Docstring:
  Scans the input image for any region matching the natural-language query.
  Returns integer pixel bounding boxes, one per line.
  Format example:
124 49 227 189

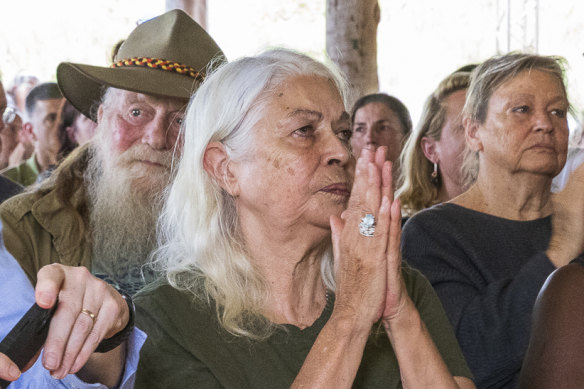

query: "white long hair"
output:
152 48 349 338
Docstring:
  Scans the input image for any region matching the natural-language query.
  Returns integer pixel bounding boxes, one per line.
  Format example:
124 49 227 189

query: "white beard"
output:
85 129 174 294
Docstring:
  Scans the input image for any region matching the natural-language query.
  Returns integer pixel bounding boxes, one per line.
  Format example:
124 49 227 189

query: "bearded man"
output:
0 9 224 295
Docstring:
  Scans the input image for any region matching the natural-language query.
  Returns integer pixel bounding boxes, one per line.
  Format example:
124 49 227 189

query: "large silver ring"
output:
359 214 376 237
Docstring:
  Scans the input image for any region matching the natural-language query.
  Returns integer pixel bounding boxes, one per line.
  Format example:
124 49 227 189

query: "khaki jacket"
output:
0 147 92 285
0 154 40 187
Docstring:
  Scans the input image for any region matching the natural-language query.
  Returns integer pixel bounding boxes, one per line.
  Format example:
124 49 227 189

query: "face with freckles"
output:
232 75 354 233
469 69 569 178
96 88 187 192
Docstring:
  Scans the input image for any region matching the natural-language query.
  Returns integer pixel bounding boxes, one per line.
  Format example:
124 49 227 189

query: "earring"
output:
431 162 440 186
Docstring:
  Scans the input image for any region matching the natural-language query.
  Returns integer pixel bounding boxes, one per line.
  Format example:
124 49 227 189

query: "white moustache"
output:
117 144 173 169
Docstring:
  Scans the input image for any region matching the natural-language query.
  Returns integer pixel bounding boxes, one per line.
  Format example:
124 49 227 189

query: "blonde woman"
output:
403 53 583 388
397 70 472 216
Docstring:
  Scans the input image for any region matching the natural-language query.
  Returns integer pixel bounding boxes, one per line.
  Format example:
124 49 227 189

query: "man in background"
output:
1 82 64 186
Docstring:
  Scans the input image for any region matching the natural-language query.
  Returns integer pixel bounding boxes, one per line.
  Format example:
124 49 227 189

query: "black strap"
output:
94 290 135 353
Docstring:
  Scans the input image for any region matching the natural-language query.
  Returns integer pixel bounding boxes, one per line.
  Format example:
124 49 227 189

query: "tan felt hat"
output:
57 9 225 120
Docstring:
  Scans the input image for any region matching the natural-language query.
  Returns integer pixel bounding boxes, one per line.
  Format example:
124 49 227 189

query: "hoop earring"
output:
431 162 440 186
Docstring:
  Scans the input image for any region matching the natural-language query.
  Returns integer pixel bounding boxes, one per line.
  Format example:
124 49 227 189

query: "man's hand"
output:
35 264 129 380
0 352 20 383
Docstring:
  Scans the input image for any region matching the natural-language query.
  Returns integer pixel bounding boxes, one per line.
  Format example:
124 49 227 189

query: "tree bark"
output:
326 0 380 108
166 0 207 30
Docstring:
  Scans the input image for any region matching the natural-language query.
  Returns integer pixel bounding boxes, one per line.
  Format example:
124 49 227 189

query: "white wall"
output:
1 0 582 134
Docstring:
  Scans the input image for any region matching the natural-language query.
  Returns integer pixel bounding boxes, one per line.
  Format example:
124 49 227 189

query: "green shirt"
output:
0 154 39 187
134 264 473 388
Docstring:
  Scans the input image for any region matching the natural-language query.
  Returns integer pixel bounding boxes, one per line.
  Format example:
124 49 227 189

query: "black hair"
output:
24 82 62 116
57 100 81 160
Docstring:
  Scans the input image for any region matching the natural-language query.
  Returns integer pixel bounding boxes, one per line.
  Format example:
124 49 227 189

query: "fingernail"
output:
37 292 52 307
8 364 20 379
44 352 57 370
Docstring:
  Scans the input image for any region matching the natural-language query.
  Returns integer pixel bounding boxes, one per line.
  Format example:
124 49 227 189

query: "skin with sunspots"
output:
472 70 568 178
459 68 570 222
233 75 353 236
99 90 187 154
96 89 188 193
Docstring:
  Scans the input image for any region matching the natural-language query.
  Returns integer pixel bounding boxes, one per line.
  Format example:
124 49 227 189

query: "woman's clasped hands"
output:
330 146 411 331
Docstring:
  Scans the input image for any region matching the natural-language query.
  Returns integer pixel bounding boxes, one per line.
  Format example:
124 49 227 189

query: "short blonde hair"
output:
397 71 471 216
461 52 568 185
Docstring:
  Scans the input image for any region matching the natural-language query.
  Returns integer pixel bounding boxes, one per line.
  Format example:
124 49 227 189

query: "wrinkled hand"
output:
330 146 409 329
33 264 129 379
548 163 584 267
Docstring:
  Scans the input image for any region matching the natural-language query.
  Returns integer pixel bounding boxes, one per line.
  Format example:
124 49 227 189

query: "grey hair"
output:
152 48 348 339
461 53 569 185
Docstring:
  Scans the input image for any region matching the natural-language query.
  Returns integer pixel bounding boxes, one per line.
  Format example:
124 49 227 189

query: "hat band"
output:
111 57 204 81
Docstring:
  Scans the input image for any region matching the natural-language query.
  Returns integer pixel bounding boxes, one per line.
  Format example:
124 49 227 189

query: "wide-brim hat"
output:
57 9 225 120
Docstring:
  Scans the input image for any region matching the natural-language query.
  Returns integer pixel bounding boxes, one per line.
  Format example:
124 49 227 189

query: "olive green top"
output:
0 154 39 187
134 264 473 388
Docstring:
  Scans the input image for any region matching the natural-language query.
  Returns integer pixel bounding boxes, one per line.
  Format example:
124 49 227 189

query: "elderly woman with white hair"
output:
132 49 474 388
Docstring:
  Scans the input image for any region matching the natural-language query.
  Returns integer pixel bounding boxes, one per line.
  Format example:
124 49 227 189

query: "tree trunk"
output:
326 0 380 108
166 0 207 30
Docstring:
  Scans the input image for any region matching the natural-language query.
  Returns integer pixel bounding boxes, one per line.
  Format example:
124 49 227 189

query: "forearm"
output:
291 313 370 389
385 302 462 389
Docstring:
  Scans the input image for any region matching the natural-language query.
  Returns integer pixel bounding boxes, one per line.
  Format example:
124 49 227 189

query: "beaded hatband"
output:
111 57 204 81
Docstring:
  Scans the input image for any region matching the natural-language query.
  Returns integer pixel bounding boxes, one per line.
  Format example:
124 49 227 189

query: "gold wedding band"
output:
80 309 96 324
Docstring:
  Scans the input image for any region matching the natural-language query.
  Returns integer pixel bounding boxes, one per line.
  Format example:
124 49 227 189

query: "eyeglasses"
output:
2 107 17 124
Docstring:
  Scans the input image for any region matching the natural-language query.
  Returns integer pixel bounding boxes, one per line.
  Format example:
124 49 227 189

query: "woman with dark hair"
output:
56 100 97 160
402 52 583 388
56 100 80 160
35 100 97 182
350 93 412 183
